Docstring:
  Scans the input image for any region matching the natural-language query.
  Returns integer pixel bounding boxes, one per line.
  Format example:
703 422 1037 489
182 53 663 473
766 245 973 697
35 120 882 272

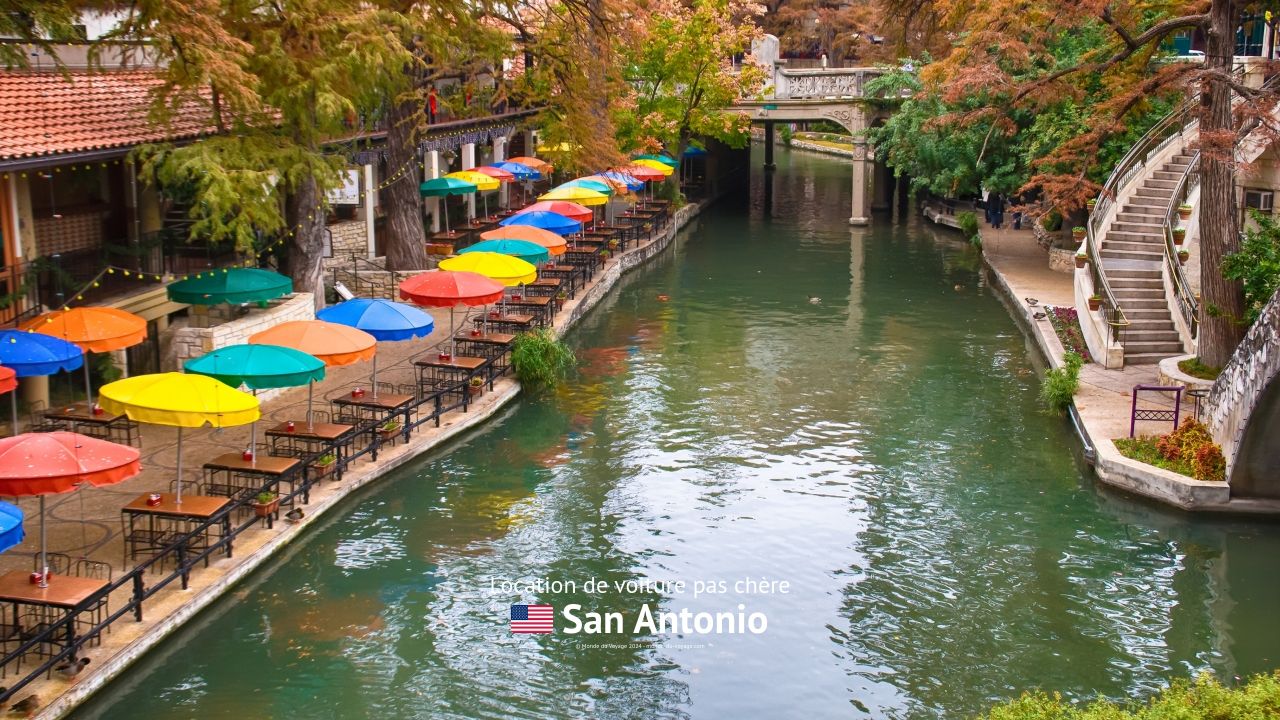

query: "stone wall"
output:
1205 287 1280 483
327 259 423 300
170 292 316 400
322 220 369 269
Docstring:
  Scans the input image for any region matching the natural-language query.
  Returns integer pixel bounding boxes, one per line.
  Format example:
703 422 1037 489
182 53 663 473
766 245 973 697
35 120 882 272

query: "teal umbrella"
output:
633 153 678 167
558 179 613 196
420 177 478 234
459 239 550 265
167 268 292 306
184 343 325 458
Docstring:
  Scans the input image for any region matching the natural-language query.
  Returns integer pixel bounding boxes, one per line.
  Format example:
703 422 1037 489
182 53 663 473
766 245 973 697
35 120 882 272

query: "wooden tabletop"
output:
455 331 515 345
0 570 109 609
43 402 123 425
539 266 578 275
505 295 552 306
331 393 414 410
530 278 561 287
122 492 231 520
429 230 466 242
415 354 488 371
264 421 354 441
203 453 301 475
474 312 534 324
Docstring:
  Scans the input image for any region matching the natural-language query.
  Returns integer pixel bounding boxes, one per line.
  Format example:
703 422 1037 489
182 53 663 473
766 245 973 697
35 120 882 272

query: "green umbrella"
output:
167 268 293 306
633 153 678 168
420 177 478 234
184 343 326 464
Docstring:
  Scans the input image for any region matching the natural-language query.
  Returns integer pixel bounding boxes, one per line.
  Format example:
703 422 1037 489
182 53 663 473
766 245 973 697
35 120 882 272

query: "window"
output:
1244 188 1273 213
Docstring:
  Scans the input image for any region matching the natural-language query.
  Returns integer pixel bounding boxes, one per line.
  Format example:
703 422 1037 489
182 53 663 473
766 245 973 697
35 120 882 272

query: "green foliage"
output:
1039 350 1083 413
1116 419 1227 482
779 124 793 146
511 329 575 392
1177 357 1221 381
977 672 1280 719
956 211 980 240
254 491 277 505
1222 209 1280 324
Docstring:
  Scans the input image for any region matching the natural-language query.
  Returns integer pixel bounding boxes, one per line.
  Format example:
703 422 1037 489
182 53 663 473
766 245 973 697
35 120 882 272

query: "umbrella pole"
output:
450 308 456 357
307 380 315 431
444 201 451 235
38 495 47 588
250 390 257 468
175 427 184 505
371 355 379 400
83 356 93 407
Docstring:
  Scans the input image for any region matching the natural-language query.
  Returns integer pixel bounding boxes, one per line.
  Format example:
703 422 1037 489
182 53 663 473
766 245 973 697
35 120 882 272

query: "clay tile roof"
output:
0 69 216 162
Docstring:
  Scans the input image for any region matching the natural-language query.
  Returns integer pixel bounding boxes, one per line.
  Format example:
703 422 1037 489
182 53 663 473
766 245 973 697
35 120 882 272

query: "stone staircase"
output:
1098 152 1192 364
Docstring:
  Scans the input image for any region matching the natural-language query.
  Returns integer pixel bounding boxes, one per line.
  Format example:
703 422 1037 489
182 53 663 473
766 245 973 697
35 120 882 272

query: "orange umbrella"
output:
0 431 141 585
481 225 567 256
23 306 147 406
507 156 552 173
249 320 376 427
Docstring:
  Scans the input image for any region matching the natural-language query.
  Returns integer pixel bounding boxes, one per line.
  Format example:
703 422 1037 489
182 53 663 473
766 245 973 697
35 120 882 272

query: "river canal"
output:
73 150 1280 719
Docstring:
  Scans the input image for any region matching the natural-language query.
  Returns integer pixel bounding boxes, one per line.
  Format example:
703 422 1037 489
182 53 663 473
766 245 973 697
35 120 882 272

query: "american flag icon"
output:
510 604 554 634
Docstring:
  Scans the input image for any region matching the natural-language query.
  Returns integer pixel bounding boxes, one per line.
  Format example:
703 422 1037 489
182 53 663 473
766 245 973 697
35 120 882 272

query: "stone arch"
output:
1231 373 1280 497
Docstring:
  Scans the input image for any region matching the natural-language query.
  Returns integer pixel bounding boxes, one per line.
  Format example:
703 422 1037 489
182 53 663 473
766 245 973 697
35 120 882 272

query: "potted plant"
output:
608 239 620 250
1074 252 1087 269
251 491 279 518
1177 249 1190 264
1072 226 1086 240
1086 198 1097 211
468 376 485 397
599 249 612 260
1178 203 1193 220
377 419 401 440
1088 294 1102 311
311 452 337 478
1172 227 1186 245
556 290 568 302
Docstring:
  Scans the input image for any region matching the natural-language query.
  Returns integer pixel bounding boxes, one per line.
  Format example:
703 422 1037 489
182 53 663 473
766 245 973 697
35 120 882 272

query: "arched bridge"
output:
731 60 896 225
1205 287 1280 498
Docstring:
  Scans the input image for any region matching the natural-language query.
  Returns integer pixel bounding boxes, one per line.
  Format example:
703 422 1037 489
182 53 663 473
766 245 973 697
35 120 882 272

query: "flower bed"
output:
1113 419 1226 482
1046 305 1092 362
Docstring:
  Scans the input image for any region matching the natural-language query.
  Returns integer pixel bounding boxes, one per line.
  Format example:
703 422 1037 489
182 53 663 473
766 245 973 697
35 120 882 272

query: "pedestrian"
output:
428 85 438 124
982 187 992 224
991 193 1005 229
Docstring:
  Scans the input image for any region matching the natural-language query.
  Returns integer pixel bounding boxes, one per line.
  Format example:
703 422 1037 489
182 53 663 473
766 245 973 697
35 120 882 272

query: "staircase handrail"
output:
1162 155 1200 339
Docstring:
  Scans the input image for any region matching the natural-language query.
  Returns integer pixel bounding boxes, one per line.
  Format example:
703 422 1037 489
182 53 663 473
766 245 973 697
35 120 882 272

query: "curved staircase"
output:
1101 152 1193 364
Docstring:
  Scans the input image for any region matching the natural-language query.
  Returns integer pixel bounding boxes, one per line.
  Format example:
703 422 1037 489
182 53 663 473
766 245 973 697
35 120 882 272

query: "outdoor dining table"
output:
526 277 563 298
415 355 491 411
264 421 356 481
503 294 555 326
120 492 233 566
454 331 515 375
203 453 303 504
40 402 139 446
563 249 603 277
471 312 535 334
330 393 415 445
0 570 110 650
539 266 582 297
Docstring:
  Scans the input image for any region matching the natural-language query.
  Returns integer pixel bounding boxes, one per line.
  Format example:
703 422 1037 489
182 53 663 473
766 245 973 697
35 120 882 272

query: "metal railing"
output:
1163 154 1200 338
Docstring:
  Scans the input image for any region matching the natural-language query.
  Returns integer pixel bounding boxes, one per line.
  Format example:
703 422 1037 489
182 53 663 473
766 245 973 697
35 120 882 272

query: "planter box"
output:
251 498 279 518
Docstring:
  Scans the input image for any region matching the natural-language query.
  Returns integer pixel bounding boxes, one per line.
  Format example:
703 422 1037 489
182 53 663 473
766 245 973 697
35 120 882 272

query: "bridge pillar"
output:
763 122 776 171
849 142 871 226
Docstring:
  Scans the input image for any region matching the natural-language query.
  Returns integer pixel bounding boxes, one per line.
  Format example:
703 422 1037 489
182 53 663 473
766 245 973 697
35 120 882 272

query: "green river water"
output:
73 150 1280 719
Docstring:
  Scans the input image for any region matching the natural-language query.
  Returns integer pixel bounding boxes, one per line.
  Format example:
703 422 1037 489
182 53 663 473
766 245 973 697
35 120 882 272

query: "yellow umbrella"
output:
444 171 500 191
633 158 674 176
99 372 260 502
438 252 537 286
538 186 608 206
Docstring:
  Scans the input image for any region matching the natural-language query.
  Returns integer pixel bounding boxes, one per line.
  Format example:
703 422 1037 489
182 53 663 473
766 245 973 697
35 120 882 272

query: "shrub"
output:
779 124 793 146
1177 357 1221 380
1117 419 1227 482
1222 209 1280 324
956 211 980 240
511 328 575 392
976 671 1280 719
1039 350 1083 413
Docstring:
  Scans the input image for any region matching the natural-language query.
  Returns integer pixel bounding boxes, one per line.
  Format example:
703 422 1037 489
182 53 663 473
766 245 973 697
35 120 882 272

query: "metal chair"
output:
27 401 62 433
71 559 112 645
32 552 72 577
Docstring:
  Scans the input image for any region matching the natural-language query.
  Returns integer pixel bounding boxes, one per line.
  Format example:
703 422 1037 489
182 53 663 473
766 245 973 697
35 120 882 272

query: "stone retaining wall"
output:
1205 287 1280 478
322 220 368 269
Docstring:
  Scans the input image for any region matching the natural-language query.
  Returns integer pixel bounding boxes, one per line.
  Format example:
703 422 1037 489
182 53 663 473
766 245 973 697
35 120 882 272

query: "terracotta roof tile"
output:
0 69 216 162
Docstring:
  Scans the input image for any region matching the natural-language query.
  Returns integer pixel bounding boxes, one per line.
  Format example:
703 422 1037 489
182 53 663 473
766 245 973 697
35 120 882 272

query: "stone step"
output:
1126 332 1184 347
1117 298 1169 310
1102 248 1163 262
1134 187 1175 199
1106 231 1163 243
1127 318 1178 332
1152 171 1183 181
1124 308 1176 320
1110 277 1164 290
1112 222 1164 234
1124 340 1186 355
1106 239 1163 253
1113 287 1165 299
1115 211 1165 224
1125 351 1178 365
1109 267 1162 280
1144 178 1178 190
1124 198 1167 211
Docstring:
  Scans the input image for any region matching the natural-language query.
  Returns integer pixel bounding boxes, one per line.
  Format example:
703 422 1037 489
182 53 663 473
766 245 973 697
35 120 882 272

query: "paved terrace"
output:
0 204 695 718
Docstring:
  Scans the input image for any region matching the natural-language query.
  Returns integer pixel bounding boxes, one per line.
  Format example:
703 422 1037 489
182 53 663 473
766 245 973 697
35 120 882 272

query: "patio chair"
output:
32 552 72 577
70 559 113 645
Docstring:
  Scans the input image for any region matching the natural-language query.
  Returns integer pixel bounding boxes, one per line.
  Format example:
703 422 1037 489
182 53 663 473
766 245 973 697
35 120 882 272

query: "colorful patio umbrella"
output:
682 145 707 157
460 239 551 265
100 372 258 502
23 306 148 407
480 225 568 256
556 179 614 197
249 321 377 427
0 331 85 436
578 175 629 195
445 171 501 219
0 366 17 436
439 252 537 286
515 200 593 224
317 299 434 400
500 211 583 236
633 158 675 176
492 162 540 181
602 170 645 191
419 177 478 234
167 268 293 306
473 166 517 182
184 344 326 390
633 153 679 167
537 186 608 207
399 271 505 355
616 164 666 182
0 501 23 554
507 157 552 173
0 431 140 584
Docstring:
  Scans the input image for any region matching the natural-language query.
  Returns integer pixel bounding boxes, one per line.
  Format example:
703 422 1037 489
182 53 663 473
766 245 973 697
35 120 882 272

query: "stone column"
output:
363 163 376 258
849 143 871 226
426 151 441 233
493 136 509 209
462 142 476 218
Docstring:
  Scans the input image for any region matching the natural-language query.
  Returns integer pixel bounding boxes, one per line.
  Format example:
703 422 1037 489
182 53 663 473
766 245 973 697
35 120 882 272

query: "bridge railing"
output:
769 67 884 100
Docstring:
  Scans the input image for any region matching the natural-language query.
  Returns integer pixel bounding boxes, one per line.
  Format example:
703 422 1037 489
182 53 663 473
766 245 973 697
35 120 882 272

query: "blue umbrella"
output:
602 171 645 191
682 146 707 157
500 211 583 236
0 330 85 435
493 161 541 181
460 239 551 265
0 501 24 554
317 299 435 398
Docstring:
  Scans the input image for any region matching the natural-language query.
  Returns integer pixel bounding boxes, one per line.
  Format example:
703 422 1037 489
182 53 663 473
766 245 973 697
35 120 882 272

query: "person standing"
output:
427 85 438 124
990 193 1005 230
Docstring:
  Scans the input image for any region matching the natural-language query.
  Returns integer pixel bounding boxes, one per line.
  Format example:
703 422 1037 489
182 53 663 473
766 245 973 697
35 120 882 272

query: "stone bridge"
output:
732 41 897 224
1205 286 1280 498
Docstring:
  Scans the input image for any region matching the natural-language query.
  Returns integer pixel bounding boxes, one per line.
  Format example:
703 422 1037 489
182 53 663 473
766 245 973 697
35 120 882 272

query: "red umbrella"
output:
473 166 516 182
615 164 665 182
399 271 505 354
0 365 16 438
0 432 141 586
514 201 593 224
